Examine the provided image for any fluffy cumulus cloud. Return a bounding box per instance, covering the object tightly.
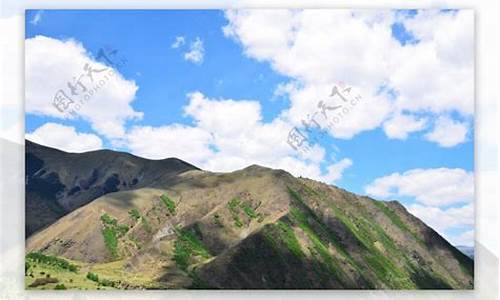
[391,11,474,116]
[126,92,352,183]
[383,113,427,140]
[424,115,469,147]
[406,203,474,233]
[323,158,353,182]
[223,9,474,147]
[365,167,474,246]
[26,122,103,152]
[25,36,143,139]
[184,91,262,137]
[184,37,205,64]
[126,124,214,165]
[364,167,473,206]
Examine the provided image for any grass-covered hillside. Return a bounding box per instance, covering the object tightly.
[25,141,473,290]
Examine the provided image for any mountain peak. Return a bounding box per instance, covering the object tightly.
[25,140,473,290]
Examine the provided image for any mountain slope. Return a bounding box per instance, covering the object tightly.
[456,246,474,259]
[25,139,198,236]
[25,142,473,289]
[195,179,473,289]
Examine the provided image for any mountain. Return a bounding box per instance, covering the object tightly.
[25,141,473,290]
[456,246,474,259]
[25,139,198,236]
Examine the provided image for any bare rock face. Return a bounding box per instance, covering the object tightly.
[25,141,473,289]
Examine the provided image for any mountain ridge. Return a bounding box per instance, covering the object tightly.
[25,140,473,289]
[25,139,198,236]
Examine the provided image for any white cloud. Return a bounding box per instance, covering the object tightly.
[171,36,186,48]
[126,124,214,165]
[25,35,143,139]
[26,122,103,152]
[364,161,475,247]
[323,158,353,182]
[383,112,427,139]
[406,203,474,233]
[278,83,394,139]
[223,9,474,145]
[447,229,474,247]
[224,10,396,139]
[126,92,352,183]
[406,203,474,246]
[425,115,469,147]
[184,37,204,64]
[184,91,262,137]
[30,10,43,26]
[390,10,474,116]
[365,167,473,206]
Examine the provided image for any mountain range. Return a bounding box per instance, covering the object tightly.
[25,140,474,290]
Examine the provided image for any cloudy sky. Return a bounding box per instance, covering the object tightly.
[24,9,474,246]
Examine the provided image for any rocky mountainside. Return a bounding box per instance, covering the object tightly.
[25,141,473,290]
[25,139,197,236]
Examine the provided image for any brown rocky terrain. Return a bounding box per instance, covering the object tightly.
[25,140,473,289]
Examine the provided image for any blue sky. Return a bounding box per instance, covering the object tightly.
[25,10,288,130]
[24,9,474,246]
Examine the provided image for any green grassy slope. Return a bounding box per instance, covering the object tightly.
[26,161,473,290]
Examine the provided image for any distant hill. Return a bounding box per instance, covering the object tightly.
[25,139,197,236]
[25,141,473,289]
[456,246,474,259]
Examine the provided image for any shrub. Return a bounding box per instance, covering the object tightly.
[100,213,132,258]
[241,202,258,219]
[128,209,141,221]
[102,227,118,258]
[100,213,117,226]
[86,272,99,282]
[212,214,223,227]
[160,194,176,215]
[99,278,115,287]
[227,197,241,213]
[116,224,130,236]
[173,227,211,270]
[54,284,67,290]
[233,216,243,228]
[25,261,31,274]
[141,216,152,233]
[257,214,265,223]
[26,252,78,272]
